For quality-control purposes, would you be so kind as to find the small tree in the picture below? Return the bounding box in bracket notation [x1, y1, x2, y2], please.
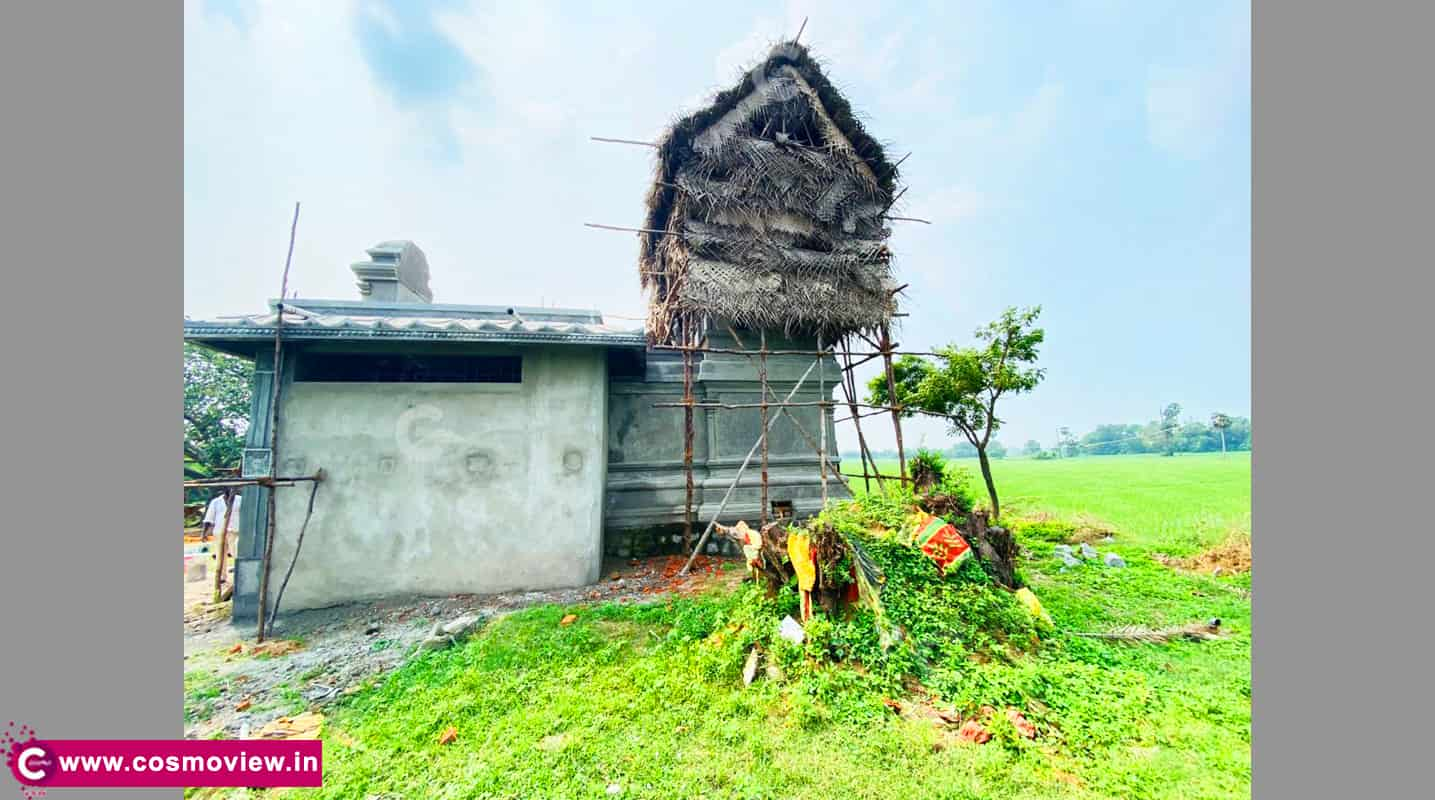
[869, 306, 1045, 520]
[1057, 426, 1077, 458]
[1159, 403, 1182, 456]
[1210, 412, 1232, 454]
[184, 342, 253, 476]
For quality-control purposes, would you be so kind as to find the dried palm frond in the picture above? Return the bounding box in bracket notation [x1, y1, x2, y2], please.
[1071, 619, 1224, 644]
[638, 41, 903, 344]
[845, 536, 900, 650]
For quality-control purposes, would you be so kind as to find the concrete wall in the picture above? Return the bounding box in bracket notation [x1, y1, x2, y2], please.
[242, 344, 607, 615]
[604, 325, 847, 557]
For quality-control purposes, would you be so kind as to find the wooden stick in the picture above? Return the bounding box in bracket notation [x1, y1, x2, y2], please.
[657, 399, 856, 410]
[590, 136, 658, 148]
[585, 223, 677, 236]
[881, 185, 908, 214]
[725, 323, 847, 491]
[758, 329, 770, 527]
[264, 472, 324, 635]
[818, 332, 828, 506]
[833, 406, 892, 425]
[841, 335, 883, 492]
[880, 324, 908, 483]
[678, 357, 820, 576]
[887, 216, 932, 224]
[682, 324, 696, 551]
[182, 475, 321, 489]
[257, 201, 300, 643]
[793, 16, 808, 43]
[653, 344, 939, 358]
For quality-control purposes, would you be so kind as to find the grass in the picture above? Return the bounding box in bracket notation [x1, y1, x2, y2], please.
[853, 452, 1251, 553]
[196, 453, 1251, 800]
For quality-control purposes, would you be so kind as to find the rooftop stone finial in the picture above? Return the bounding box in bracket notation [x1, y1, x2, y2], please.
[351, 240, 433, 303]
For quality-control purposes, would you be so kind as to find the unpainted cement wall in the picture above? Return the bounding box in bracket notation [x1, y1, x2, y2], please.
[259, 346, 607, 613]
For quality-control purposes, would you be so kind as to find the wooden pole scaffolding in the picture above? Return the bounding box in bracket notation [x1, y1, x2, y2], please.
[840, 334, 881, 493]
[879, 323, 908, 483]
[818, 333, 828, 506]
[677, 357, 821, 576]
[256, 201, 300, 643]
[722, 324, 849, 490]
[758, 328, 770, 527]
[681, 319, 696, 551]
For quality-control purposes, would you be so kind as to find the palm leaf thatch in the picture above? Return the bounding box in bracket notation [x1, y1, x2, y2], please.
[640, 42, 903, 343]
[1071, 619, 1224, 644]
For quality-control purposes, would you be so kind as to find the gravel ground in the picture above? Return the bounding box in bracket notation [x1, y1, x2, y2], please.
[183, 554, 737, 739]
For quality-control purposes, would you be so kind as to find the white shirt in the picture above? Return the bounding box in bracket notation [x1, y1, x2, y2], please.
[202, 495, 242, 533]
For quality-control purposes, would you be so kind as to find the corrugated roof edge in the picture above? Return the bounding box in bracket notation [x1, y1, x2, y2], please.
[270, 298, 606, 324]
[184, 316, 646, 349]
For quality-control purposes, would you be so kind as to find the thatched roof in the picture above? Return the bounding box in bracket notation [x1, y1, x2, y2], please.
[640, 42, 902, 344]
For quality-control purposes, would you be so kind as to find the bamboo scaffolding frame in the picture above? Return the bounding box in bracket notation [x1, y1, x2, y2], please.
[758, 329, 770, 527]
[722, 325, 849, 491]
[840, 334, 882, 493]
[677, 356, 822, 576]
[818, 332, 827, 505]
[666, 327, 920, 576]
[653, 344, 941, 358]
[883, 326, 909, 482]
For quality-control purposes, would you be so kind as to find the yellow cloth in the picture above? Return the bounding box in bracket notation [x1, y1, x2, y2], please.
[787, 533, 816, 592]
[1015, 588, 1054, 625]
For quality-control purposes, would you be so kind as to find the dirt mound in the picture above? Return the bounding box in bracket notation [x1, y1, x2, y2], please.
[1156, 533, 1251, 575]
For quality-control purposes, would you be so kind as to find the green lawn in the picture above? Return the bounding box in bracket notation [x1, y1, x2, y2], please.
[853, 452, 1251, 552]
[207, 454, 1251, 800]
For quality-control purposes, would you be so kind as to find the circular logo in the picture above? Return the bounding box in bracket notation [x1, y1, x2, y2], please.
[11, 741, 56, 785]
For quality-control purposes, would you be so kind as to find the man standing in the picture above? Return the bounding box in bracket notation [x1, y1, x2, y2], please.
[200, 490, 240, 543]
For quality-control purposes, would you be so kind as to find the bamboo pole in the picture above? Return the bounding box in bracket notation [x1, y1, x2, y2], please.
[758, 329, 770, 527]
[590, 136, 659, 148]
[818, 333, 827, 506]
[681, 322, 696, 551]
[722, 324, 848, 490]
[257, 201, 300, 643]
[264, 472, 324, 636]
[678, 357, 820, 576]
[584, 222, 677, 236]
[880, 324, 908, 483]
[654, 344, 940, 358]
[840, 335, 882, 492]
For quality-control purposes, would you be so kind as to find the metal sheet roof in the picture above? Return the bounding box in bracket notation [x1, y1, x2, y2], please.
[184, 307, 646, 349]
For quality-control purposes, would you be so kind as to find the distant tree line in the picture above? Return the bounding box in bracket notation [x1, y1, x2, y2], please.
[1067, 411, 1250, 456]
[859, 440, 1010, 462]
[847, 410, 1250, 461]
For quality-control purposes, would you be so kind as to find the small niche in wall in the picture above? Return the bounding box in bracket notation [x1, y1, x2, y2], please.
[772, 500, 794, 521]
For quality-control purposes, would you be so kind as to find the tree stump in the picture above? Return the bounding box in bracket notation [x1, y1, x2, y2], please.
[965, 510, 1021, 589]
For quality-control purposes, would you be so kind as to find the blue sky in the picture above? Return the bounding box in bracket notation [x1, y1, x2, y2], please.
[184, 0, 1250, 452]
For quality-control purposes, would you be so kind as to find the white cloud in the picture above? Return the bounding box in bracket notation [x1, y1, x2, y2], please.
[184, 0, 668, 323]
[1145, 11, 1249, 158]
[1146, 66, 1226, 158]
[360, 0, 401, 37]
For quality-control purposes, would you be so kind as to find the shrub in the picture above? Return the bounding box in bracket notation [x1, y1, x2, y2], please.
[909, 448, 948, 491]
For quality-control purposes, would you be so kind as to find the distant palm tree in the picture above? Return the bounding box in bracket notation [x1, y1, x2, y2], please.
[1210, 413, 1233, 455]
